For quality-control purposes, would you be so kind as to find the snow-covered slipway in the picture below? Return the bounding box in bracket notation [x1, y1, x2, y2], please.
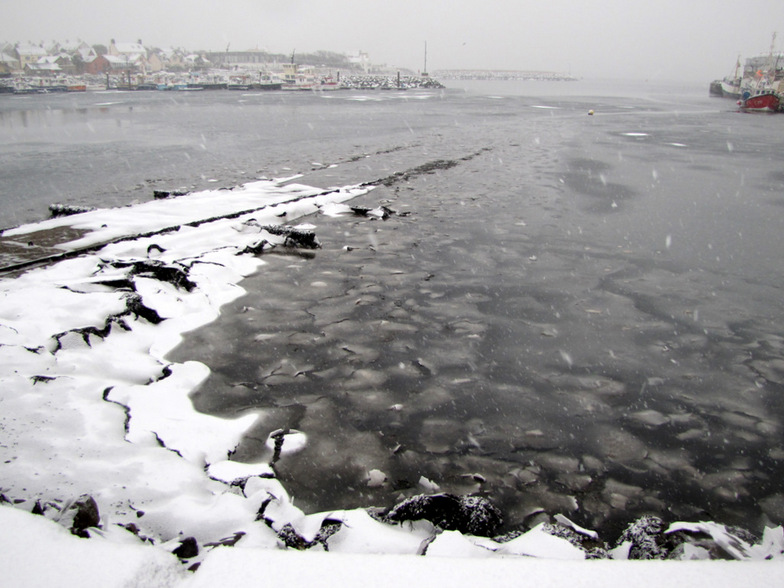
[0, 176, 782, 586]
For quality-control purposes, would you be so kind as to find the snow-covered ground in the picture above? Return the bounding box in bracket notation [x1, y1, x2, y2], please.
[1, 177, 783, 586]
[2, 504, 782, 588]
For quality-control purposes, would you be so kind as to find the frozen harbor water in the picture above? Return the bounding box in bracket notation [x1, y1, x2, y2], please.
[2, 80, 784, 541]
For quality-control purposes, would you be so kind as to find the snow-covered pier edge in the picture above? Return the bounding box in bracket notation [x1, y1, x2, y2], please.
[1, 177, 783, 586]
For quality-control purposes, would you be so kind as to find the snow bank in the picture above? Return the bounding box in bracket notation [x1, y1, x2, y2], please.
[3, 504, 782, 588]
[183, 547, 783, 588]
[0, 505, 184, 588]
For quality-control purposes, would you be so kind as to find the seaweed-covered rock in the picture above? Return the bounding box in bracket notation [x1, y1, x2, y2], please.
[239, 225, 321, 255]
[274, 518, 344, 551]
[613, 515, 669, 559]
[131, 260, 197, 291]
[385, 493, 503, 537]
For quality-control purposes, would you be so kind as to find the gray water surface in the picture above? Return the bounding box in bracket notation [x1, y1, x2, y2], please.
[4, 81, 784, 537]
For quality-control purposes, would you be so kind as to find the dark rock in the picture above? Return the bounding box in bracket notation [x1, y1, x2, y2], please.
[146, 244, 167, 256]
[172, 536, 199, 559]
[153, 189, 188, 199]
[51, 289, 165, 352]
[255, 496, 273, 522]
[239, 226, 320, 256]
[123, 293, 164, 325]
[239, 239, 272, 255]
[314, 518, 343, 551]
[277, 524, 311, 550]
[100, 259, 196, 291]
[204, 532, 246, 548]
[385, 493, 503, 537]
[49, 203, 95, 218]
[264, 225, 321, 249]
[275, 518, 344, 551]
[128, 260, 197, 291]
[59, 494, 101, 537]
[614, 515, 669, 560]
[30, 375, 57, 384]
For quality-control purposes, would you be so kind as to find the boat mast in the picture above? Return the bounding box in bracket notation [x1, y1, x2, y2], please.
[763, 32, 777, 87]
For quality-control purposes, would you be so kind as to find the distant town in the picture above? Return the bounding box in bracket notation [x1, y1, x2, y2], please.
[0, 39, 577, 93]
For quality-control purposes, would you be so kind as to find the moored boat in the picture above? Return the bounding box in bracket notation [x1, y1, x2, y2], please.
[720, 78, 742, 99]
[737, 91, 781, 112]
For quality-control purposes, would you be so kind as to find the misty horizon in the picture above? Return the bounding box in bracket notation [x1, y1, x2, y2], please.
[2, 0, 783, 83]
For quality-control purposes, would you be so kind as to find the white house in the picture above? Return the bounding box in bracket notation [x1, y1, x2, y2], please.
[16, 43, 48, 69]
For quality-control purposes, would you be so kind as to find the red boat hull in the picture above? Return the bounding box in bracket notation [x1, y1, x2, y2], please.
[738, 92, 781, 112]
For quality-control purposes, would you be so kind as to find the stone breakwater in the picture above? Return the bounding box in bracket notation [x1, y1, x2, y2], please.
[3, 485, 783, 566]
[0, 73, 445, 94]
[433, 69, 578, 81]
[337, 75, 446, 90]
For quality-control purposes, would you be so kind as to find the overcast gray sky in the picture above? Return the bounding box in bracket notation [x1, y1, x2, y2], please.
[3, 0, 783, 81]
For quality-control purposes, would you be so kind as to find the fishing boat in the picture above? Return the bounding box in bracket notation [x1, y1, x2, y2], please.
[732, 34, 783, 112]
[720, 77, 743, 99]
[737, 90, 781, 112]
[281, 52, 316, 90]
[314, 75, 340, 91]
[720, 56, 743, 98]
